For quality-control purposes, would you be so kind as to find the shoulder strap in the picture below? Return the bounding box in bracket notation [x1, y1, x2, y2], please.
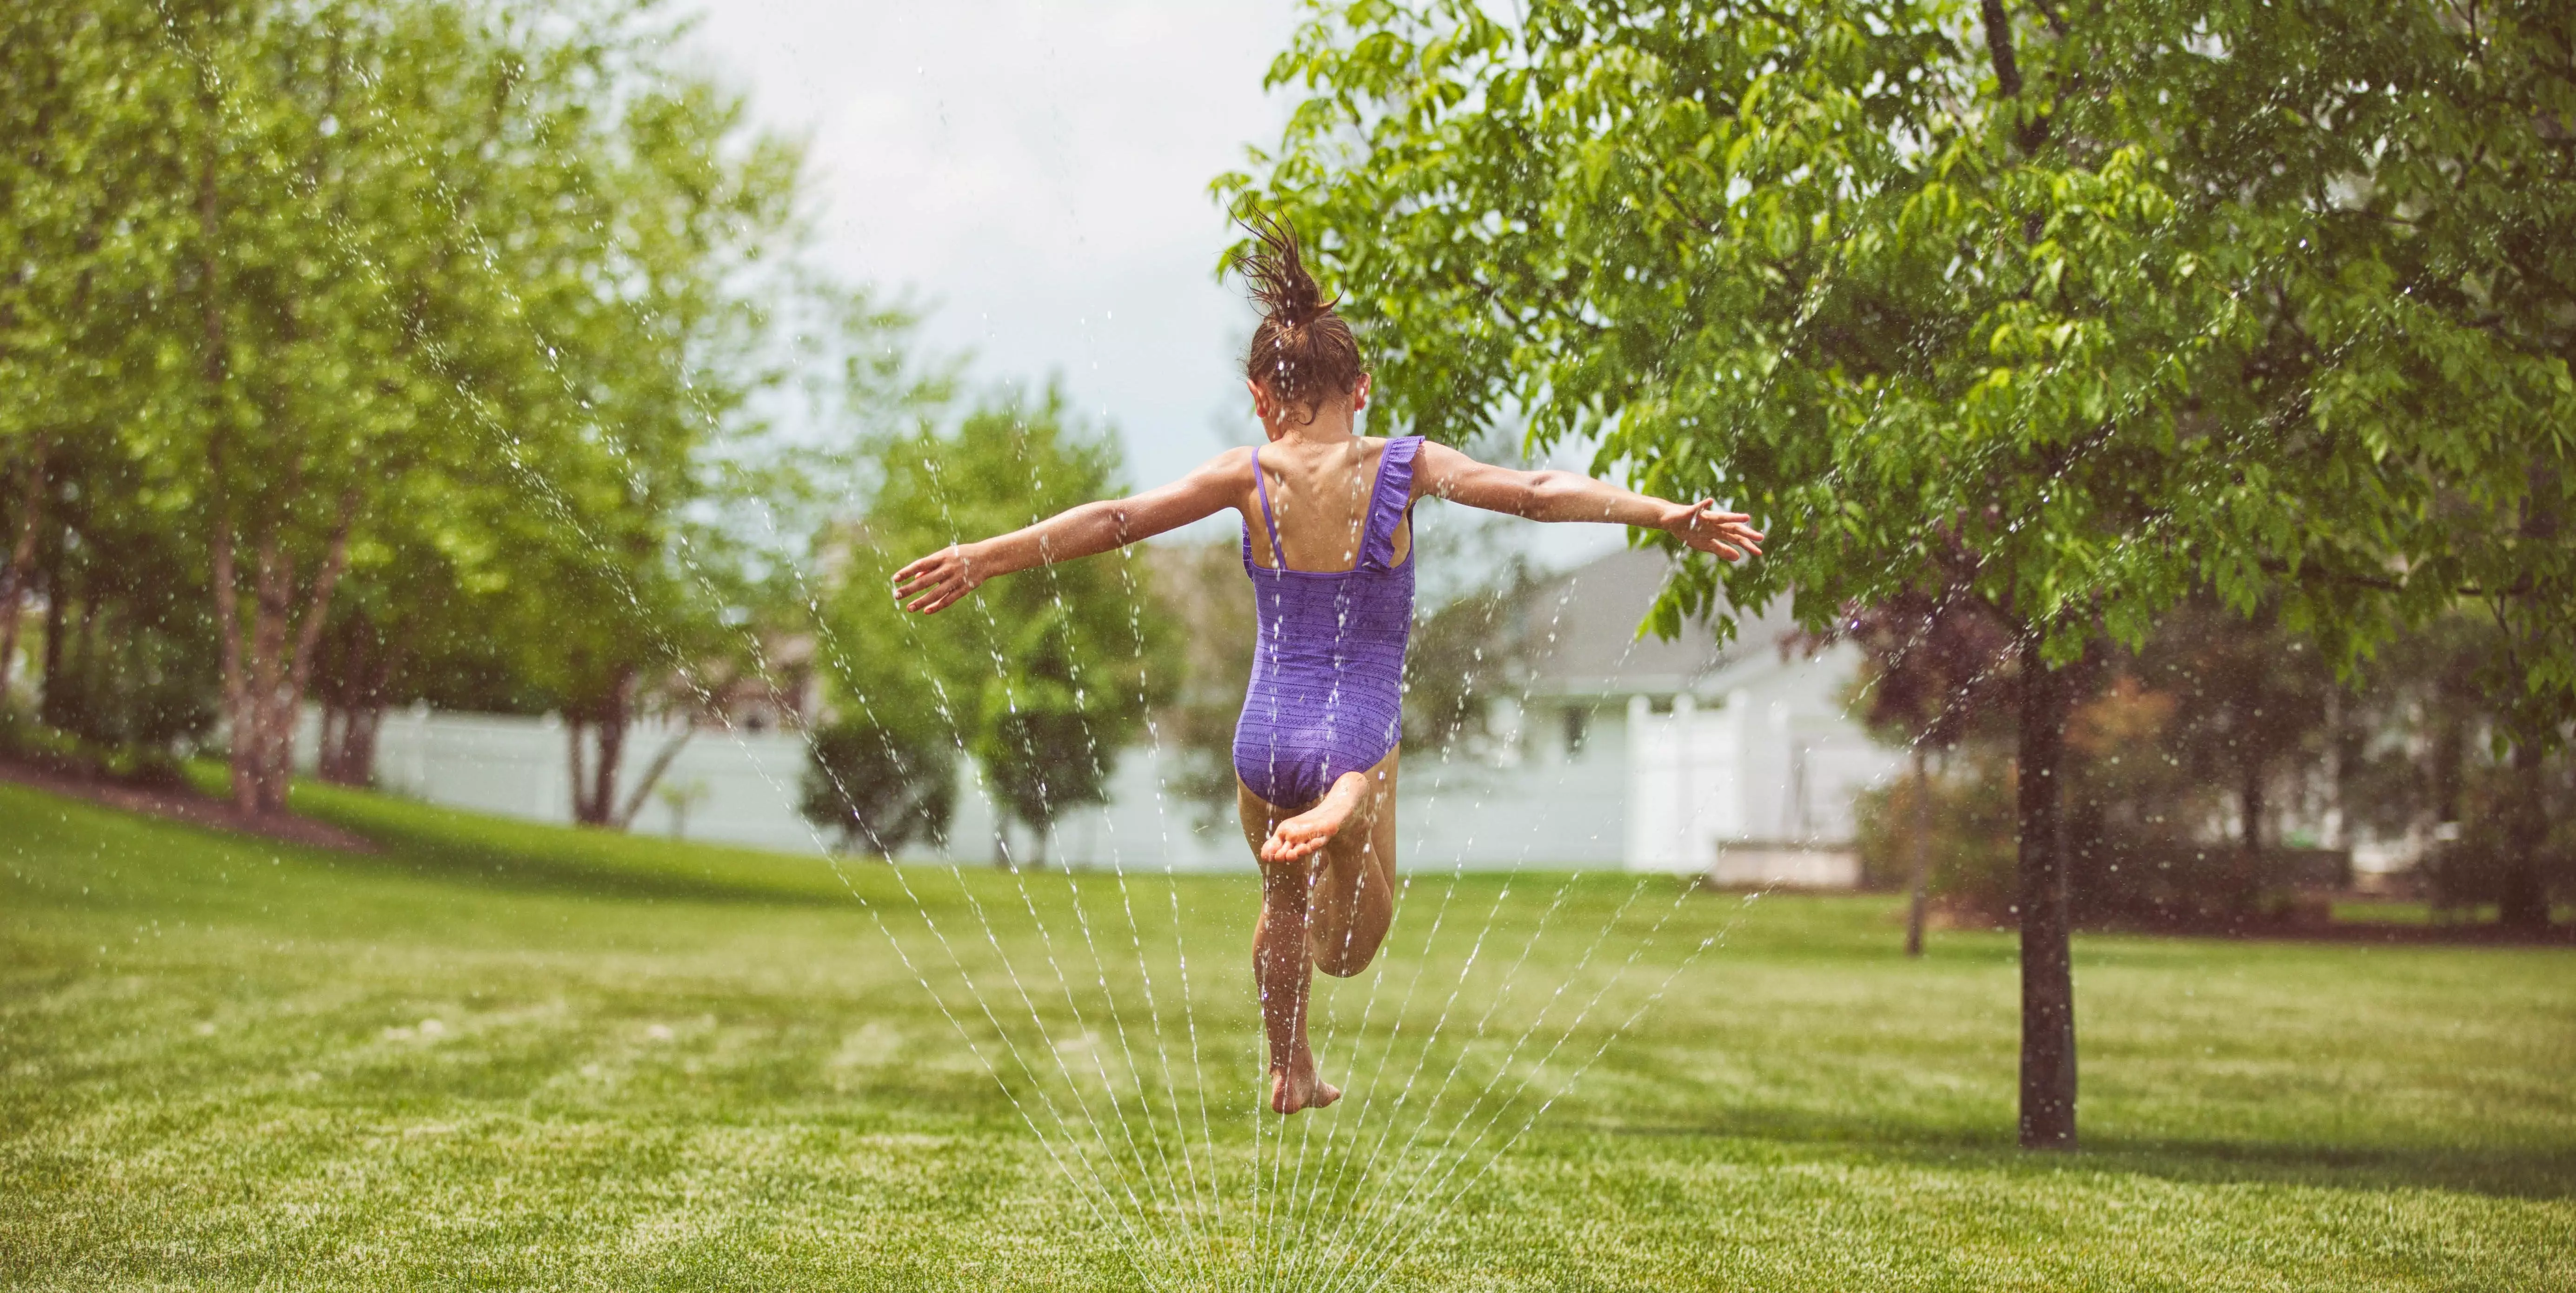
[1249, 445, 1286, 570]
[1361, 436, 1423, 569]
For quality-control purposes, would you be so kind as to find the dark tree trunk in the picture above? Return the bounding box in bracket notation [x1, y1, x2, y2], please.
[339, 703, 385, 786]
[2499, 464, 2558, 931]
[316, 623, 353, 783]
[612, 724, 693, 830]
[566, 716, 591, 822]
[317, 623, 397, 787]
[1905, 747, 1934, 958]
[2237, 754, 2267, 913]
[569, 668, 634, 827]
[589, 679, 627, 827]
[75, 595, 102, 696]
[0, 436, 47, 691]
[2016, 633, 2077, 1151]
[38, 543, 68, 725]
[2498, 741, 2552, 931]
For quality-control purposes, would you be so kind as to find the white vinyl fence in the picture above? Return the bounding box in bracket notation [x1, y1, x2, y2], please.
[299, 705, 1652, 872]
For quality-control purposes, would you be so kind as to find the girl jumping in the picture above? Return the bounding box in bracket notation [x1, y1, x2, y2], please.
[894, 216, 1764, 1114]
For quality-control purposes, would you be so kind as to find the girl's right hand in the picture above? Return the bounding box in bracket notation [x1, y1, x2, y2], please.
[893, 544, 983, 614]
[1665, 498, 1765, 561]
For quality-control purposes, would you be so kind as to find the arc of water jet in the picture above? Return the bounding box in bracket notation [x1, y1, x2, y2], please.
[1324, 888, 1764, 1293]
[1265, 568, 1611, 1293]
[1308, 872, 1660, 1292]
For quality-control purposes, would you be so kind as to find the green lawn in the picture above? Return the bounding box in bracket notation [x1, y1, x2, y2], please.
[3, 781, 2570, 1291]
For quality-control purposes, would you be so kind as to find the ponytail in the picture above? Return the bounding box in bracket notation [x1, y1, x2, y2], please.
[1236, 208, 1365, 419]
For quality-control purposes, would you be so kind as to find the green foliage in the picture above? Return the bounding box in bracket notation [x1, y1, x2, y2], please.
[9, 435, 220, 755]
[818, 390, 1179, 849]
[1223, 0, 2575, 735]
[1145, 542, 1258, 826]
[0, 0, 880, 812]
[797, 717, 957, 856]
[1855, 756, 2017, 911]
[0, 709, 191, 787]
[1401, 521, 1541, 756]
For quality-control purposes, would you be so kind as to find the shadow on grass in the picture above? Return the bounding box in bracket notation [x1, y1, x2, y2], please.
[1588, 1107, 2576, 1201]
[283, 782, 871, 911]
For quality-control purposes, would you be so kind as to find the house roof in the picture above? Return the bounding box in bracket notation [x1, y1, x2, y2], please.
[1521, 548, 1805, 700]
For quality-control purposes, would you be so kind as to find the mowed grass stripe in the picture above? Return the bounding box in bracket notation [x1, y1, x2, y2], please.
[2, 782, 2570, 1291]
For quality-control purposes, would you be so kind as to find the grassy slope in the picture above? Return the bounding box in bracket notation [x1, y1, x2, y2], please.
[1, 781, 2570, 1291]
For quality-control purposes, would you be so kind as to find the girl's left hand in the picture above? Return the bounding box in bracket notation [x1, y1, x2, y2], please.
[1666, 498, 1765, 561]
[893, 544, 983, 614]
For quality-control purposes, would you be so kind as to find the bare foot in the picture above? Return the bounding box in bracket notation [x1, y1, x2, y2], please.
[1270, 1059, 1342, 1114]
[1260, 771, 1370, 865]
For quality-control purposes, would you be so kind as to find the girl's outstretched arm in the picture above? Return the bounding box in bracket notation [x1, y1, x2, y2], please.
[1411, 441, 1767, 561]
[893, 447, 1254, 614]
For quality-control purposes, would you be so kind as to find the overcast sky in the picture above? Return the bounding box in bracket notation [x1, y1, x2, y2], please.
[676, 0, 1624, 567]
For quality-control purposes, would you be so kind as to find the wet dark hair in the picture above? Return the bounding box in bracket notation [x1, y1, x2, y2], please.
[1235, 209, 1365, 420]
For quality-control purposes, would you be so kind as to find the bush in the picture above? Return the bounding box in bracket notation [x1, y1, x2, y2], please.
[1853, 759, 2016, 920]
[0, 707, 188, 789]
[798, 718, 956, 856]
[2424, 824, 2576, 914]
[1857, 755, 2363, 928]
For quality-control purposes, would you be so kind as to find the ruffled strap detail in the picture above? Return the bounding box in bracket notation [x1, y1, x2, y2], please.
[1361, 436, 1423, 570]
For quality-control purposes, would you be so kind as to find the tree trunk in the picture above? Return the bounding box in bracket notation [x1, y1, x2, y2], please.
[591, 672, 630, 827]
[612, 723, 694, 830]
[317, 623, 396, 787]
[218, 497, 360, 816]
[2237, 754, 2266, 915]
[0, 436, 48, 692]
[566, 716, 592, 822]
[38, 556, 66, 721]
[338, 701, 386, 787]
[2498, 741, 2552, 931]
[2499, 462, 2559, 931]
[315, 622, 353, 782]
[1905, 747, 1934, 958]
[200, 119, 260, 813]
[243, 532, 295, 812]
[211, 513, 254, 812]
[51, 591, 100, 733]
[569, 669, 635, 827]
[2016, 632, 2077, 1151]
[317, 700, 343, 781]
[335, 640, 398, 787]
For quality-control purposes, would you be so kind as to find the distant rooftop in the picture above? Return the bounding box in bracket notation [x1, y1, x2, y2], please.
[1522, 548, 1805, 700]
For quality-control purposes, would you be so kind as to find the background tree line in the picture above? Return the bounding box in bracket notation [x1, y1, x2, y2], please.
[1841, 593, 2575, 946]
[0, 0, 1536, 864]
[0, 0, 998, 829]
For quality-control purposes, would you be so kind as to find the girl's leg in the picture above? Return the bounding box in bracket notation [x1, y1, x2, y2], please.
[1240, 779, 1342, 1114]
[1303, 749, 1398, 978]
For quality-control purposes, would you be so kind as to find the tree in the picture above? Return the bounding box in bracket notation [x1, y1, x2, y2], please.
[2343, 612, 2576, 916]
[1399, 516, 1541, 758]
[1145, 540, 1259, 826]
[1826, 575, 2017, 955]
[2131, 597, 2338, 908]
[1229, 0, 2575, 1147]
[799, 716, 957, 856]
[10, 431, 220, 763]
[832, 389, 1179, 866]
[1, 0, 823, 820]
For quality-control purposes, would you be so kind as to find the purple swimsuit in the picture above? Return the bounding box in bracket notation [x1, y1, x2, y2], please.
[1232, 436, 1422, 808]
